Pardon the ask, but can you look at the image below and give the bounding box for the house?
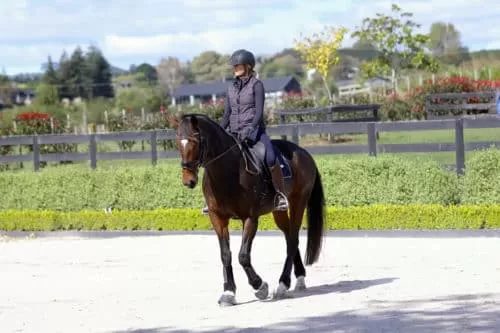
[10,89,35,105]
[171,75,301,106]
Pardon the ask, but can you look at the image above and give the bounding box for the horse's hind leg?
[238,217,269,300]
[290,197,308,292]
[272,210,299,299]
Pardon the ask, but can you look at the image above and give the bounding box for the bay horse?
[167,113,326,306]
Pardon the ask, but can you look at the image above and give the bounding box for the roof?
[172,76,299,98]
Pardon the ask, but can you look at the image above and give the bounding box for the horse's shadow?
[261,277,398,303]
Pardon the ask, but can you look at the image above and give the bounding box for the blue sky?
[1,0,499,75]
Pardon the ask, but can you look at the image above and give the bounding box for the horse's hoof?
[254,281,269,300]
[294,276,306,291]
[272,282,291,300]
[218,291,237,307]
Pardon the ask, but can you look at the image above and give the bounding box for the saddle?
[240,141,292,179]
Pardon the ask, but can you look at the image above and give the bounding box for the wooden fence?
[1,116,500,174]
[425,91,500,119]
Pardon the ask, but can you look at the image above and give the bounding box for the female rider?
[201,49,289,215]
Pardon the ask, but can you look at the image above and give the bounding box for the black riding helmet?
[230,49,255,69]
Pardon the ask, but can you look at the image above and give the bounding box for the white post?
[189,95,195,106]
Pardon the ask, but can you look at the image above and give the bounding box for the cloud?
[1,0,498,74]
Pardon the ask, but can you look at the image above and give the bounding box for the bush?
[13,110,77,167]
[1,205,499,231]
[0,154,475,211]
[383,76,500,120]
[461,148,500,204]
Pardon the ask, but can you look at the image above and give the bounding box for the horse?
[167,113,326,306]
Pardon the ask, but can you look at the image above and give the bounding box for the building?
[171,75,302,106]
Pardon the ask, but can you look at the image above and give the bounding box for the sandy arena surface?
[0,231,499,333]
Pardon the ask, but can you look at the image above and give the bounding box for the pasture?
[1,231,499,332]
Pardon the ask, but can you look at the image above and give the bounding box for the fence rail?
[2,116,500,174]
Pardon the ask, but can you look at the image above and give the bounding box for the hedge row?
[1,149,500,211]
[1,205,500,231]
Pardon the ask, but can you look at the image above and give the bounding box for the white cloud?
[1,0,498,74]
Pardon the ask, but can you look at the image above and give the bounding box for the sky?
[1,0,499,75]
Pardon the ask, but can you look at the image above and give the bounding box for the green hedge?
[1,149,500,211]
[1,205,500,231]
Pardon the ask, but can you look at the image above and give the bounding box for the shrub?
[1,205,500,231]
[383,76,500,120]
[13,110,76,167]
[0,154,464,211]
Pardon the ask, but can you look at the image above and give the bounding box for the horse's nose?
[184,179,197,189]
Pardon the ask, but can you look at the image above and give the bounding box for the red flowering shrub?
[382,76,500,120]
[281,91,315,110]
[200,97,225,121]
[13,110,76,167]
[140,112,176,151]
[106,112,141,151]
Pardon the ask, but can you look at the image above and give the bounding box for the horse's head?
[168,114,204,189]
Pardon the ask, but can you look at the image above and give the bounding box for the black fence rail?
[2,116,500,175]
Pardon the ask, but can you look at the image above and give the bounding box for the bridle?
[177,130,239,171]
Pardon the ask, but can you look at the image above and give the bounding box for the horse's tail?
[305,166,326,266]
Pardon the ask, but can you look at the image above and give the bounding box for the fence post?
[89,133,97,169]
[367,123,377,156]
[279,113,287,141]
[32,135,40,171]
[151,130,158,166]
[326,109,334,143]
[455,118,465,175]
[291,125,299,145]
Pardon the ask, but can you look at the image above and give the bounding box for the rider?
[201,49,289,215]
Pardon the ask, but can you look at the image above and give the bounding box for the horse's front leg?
[239,217,269,300]
[210,212,237,306]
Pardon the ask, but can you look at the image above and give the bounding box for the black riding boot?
[269,164,289,211]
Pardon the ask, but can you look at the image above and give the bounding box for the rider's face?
[233,64,245,77]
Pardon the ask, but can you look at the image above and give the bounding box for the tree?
[57,50,72,99]
[428,22,470,66]
[42,56,59,85]
[157,56,185,97]
[134,63,158,84]
[189,51,231,82]
[351,3,440,91]
[259,52,305,79]
[84,45,114,99]
[294,24,348,102]
[35,83,59,106]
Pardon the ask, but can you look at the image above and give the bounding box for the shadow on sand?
[108,290,500,333]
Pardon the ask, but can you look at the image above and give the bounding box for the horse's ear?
[167,114,179,128]
[189,115,199,130]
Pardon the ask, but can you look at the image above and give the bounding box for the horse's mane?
[180,113,236,155]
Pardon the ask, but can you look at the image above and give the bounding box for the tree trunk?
[391,68,396,93]
[322,75,333,104]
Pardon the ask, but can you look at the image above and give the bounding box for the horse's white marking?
[295,276,306,291]
[222,290,235,296]
[181,139,188,149]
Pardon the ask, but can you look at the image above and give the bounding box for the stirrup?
[274,192,289,211]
